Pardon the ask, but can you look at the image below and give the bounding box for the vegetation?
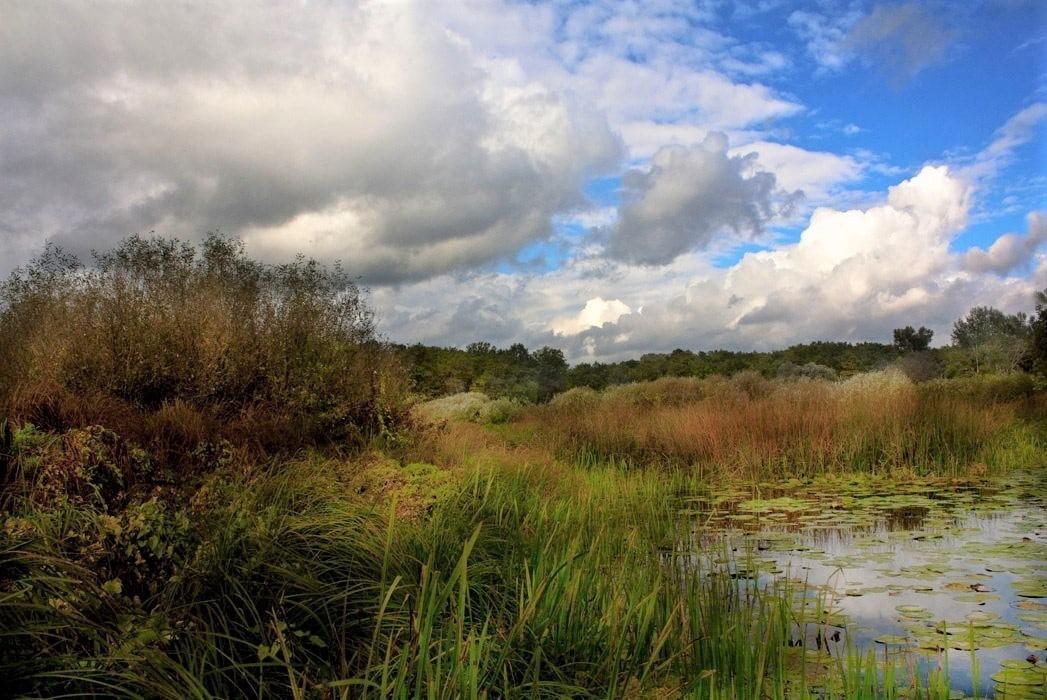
[1,236,1044,698]
[0,234,409,460]
[399,301,1045,400]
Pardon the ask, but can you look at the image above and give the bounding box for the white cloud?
[435,0,802,160]
[959,102,1047,182]
[550,297,632,335]
[731,141,864,203]
[962,212,1047,275]
[788,9,861,73]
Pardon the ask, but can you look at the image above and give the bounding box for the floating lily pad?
[991,662,1046,686]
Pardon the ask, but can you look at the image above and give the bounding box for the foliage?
[415,392,524,424]
[776,361,837,381]
[893,326,933,353]
[893,351,942,382]
[951,306,1029,348]
[398,342,567,402]
[0,234,410,462]
[1030,288,1047,381]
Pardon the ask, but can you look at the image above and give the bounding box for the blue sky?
[2,0,1045,359]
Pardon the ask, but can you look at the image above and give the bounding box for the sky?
[1,0,1046,362]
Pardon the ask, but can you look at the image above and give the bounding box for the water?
[682,471,1047,697]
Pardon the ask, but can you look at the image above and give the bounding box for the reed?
[525,371,1040,477]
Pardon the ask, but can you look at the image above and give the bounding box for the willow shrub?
[0,234,410,463]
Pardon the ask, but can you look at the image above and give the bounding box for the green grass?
[1,449,991,699]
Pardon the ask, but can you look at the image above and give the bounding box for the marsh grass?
[526,372,1042,478]
[2,449,980,699]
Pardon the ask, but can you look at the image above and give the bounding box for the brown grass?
[523,371,1029,478]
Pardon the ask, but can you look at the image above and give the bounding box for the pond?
[682,471,1047,698]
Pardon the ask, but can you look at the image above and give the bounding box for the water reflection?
[682,472,1047,697]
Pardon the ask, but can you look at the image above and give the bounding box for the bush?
[548,386,601,411]
[0,234,409,462]
[416,392,524,424]
[776,361,837,381]
[601,376,707,407]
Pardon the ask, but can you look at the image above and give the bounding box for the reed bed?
[528,372,1040,478]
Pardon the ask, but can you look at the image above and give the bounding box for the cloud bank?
[0,0,620,283]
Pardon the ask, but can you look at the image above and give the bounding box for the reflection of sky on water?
[686,480,1047,697]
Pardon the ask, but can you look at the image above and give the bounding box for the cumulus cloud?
[373,162,1045,363]
[550,297,632,335]
[565,165,986,357]
[604,134,797,265]
[0,0,620,282]
[962,212,1047,274]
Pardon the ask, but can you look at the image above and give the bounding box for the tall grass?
[5,454,957,699]
[528,371,1041,478]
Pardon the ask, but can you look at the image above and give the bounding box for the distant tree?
[1029,288,1047,378]
[893,326,934,353]
[951,307,1029,348]
[894,352,941,382]
[466,341,495,355]
[533,346,568,401]
[776,361,837,381]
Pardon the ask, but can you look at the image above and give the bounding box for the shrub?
[601,376,707,407]
[416,392,524,424]
[417,392,493,422]
[20,425,151,510]
[776,361,837,381]
[0,234,409,462]
[548,386,601,411]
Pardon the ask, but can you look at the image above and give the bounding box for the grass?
[5,404,1040,698]
[525,371,1044,479]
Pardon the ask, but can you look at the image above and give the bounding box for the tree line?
[396,292,1047,401]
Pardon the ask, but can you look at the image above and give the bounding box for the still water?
[683,471,1047,698]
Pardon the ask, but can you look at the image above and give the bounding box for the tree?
[893,326,933,353]
[951,307,1029,348]
[533,346,568,401]
[1029,288,1047,378]
[949,306,1031,374]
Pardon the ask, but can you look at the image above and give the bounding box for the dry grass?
[524,371,1034,478]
